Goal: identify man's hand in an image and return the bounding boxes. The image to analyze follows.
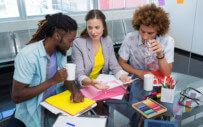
[51,68,67,84]
[91,79,109,90]
[139,71,153,80]
[119,74,133,86]
[149,39,164,57]
[70,91,84,103]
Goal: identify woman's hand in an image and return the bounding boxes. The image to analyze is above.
[91,79,109,90]
[82,78,109,90]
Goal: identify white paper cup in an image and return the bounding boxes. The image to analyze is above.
[65,63,76,81]
[144,74,154,91]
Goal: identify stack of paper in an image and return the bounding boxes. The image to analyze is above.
[40,90,96,116]
[53,115,107,127]
[80,85,128,101]
[96,74,123,89]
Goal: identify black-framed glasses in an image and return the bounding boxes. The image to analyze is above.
[178,87,203,107]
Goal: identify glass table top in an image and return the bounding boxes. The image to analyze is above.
[105,72,203,127]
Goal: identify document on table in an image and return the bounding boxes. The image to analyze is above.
[80,85,129,101]
[40,90,97,117]
[96,74,138,89]
[41,101,97,117]
[80,74,138,101]
[53,115,107,127]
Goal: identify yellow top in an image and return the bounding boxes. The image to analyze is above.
[89,44,104,79]
[45,90,96,116]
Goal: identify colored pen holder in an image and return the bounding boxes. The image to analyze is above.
[160,86,176,103]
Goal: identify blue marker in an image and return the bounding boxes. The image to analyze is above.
[66,122,75,127]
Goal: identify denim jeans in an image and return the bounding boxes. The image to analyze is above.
[6,113,25,127]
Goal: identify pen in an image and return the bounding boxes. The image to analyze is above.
[158,79,165,88]
[169,77,172,84]
[169,77,172,88]
[66,122,75,127]
[123,78,139,85]
[172,80,179,89]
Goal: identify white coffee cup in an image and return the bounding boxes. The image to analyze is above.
[144,74,154,91]
[65,63,76,81]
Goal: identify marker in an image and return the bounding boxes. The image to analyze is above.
[158,79,165,88]
[66,122,75,127]
[163,76,167,86]
[143,93,161,100]
[172,80,179,89]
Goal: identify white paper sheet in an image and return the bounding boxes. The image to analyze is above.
[40,101,97,117]
[53,115,107,127]
[96,74,138,89]
[110,95,124,100]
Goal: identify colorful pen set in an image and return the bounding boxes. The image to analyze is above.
[132,98,167,119]
[143,92,161,100]
[157,77,178,89]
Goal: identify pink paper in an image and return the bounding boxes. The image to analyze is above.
[177,101,183,106]
[80,86,100,99]
[173,108,179,112]
[126,0,147,8]
[186,101,191,106]
[93,86,129,101]
[158,0,165,6]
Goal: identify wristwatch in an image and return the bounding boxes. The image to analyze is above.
[156,53,165,59]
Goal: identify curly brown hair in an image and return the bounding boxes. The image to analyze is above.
[132,4,170,36]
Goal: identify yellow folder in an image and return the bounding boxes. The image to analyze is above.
[45,90,96,116]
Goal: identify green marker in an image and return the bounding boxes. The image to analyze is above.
[144,109,154,115]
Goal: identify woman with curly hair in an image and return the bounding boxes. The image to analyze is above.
[119,4,174,79]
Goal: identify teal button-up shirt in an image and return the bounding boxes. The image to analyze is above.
[13,41,67,127]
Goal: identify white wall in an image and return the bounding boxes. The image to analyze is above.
[192,0,203,55]
[163,0,203,55]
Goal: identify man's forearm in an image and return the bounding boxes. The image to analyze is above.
[12,78,57,103]
[158,58,172,77]
[64,80,80,93]
[119,61,144,78]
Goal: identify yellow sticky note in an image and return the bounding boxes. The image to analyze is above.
[185,107,191,112]
[177,0,184,4]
